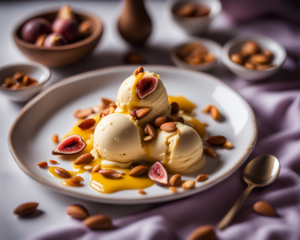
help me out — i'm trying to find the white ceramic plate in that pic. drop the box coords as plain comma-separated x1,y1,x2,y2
8,66,257,204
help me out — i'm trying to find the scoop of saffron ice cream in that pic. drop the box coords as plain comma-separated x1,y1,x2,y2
144,122,205,174
115,70,171,127
94,113,146,168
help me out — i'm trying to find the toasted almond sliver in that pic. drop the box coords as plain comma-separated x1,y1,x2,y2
138,189,146,195
202,105,211,113
210,106,220,120
49,160,57,164
37,161,48,167
182,180,195,190
223,141,233,149
203,146,217,158
83,166,93,171
91,164,101,172
196,174,209,182
52,134,59,144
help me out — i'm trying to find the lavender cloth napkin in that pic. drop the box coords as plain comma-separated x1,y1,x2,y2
26,6,300,240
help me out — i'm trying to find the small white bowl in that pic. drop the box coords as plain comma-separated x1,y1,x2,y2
171,37,222,71
222,35,286,81
0,62,51,102
165,0,222,35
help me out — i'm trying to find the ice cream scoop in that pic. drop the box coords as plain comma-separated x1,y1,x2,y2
94,113,146,168
144,122,205,174
115,71,171,127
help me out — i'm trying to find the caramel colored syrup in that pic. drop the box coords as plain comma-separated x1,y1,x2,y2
48,113,154,193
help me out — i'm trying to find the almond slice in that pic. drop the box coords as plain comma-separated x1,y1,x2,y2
49,160,57,164
64,176,84,186
74,153,94,165
210,106,220,120
91,164,101,172
182,180,195,189
143,135,153,142
223,141,233,149
169,187,177,193
135,108,152,119
83,166,93,171
52,134,59,144
138,189,146,195
203,146,217,158
37,161,48,167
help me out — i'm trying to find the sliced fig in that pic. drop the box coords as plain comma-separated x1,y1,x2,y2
148,162,168,186
52,135,86,155
136,76,158,99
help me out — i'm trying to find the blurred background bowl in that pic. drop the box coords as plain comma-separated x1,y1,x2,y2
222,35,286,81
0,62,51,102
171,37,221,71
13,10,103,68
165,0,222,36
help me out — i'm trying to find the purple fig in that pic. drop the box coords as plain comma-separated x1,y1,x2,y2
21,18,52,43
148,162,168,186
52,135,86,155
136,76,158,99
43,33,67,47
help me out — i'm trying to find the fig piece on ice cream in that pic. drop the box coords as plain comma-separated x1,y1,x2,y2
52,135,86,155
148,162,168,186
136,76,158,99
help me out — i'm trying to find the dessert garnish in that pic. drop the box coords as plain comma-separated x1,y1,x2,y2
136,74,158,99
52,135,86,155
148,162,168,186
206,135,227,146
182,180,195,189
196,174,209,182
66,204,89,219
230,41,275,70
14,202,39,216
253,201,277,217
169,174,181,187
1,71,38,89
174,3,211,18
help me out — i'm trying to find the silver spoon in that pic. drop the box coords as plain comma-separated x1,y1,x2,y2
218,154,280,230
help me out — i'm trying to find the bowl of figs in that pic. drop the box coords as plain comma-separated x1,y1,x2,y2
13,5,103,67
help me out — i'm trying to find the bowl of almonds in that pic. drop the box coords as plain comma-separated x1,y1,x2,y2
222,35,286,81
171,37,221,71
0,62,51,102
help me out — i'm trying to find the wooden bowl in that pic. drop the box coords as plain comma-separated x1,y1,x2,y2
13,10,103,68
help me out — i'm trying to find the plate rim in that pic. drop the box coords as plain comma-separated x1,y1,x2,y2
8,65,257,204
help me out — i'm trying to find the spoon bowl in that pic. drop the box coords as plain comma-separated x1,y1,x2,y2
243,154,280,187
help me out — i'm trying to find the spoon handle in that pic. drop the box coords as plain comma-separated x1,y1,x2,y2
218,184,255,230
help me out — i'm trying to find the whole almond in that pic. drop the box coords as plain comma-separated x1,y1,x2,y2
138,189,146,195
82,215,112,230
91,164,101,172
256,64,275,70
196,174,208,182
153,116,167,128
49,160,57,164
210,106,220,120
262,49,274,60
12,71,24,81
160,122,177,132
146,124,156,138
74,153,94,165
203,146,217,158
188,225,217,240
249,54,270,65
55,167,72,178
253,201,277,217
171,102,180,114
64,176,84,186
52,134,59,144
74,108,94,119
129,165,149,177
244,62,256,69
144,135,153,142
182,180,195,189
169,187,177,193
14,202,39,216
206,135,227,145
169,174,181,187
37,161,48,167
67,204,89,219
78,118,96,130
230,53,243,65
135,108,152,119
202,105,211,113
99,169,122,179
240,41,260,57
